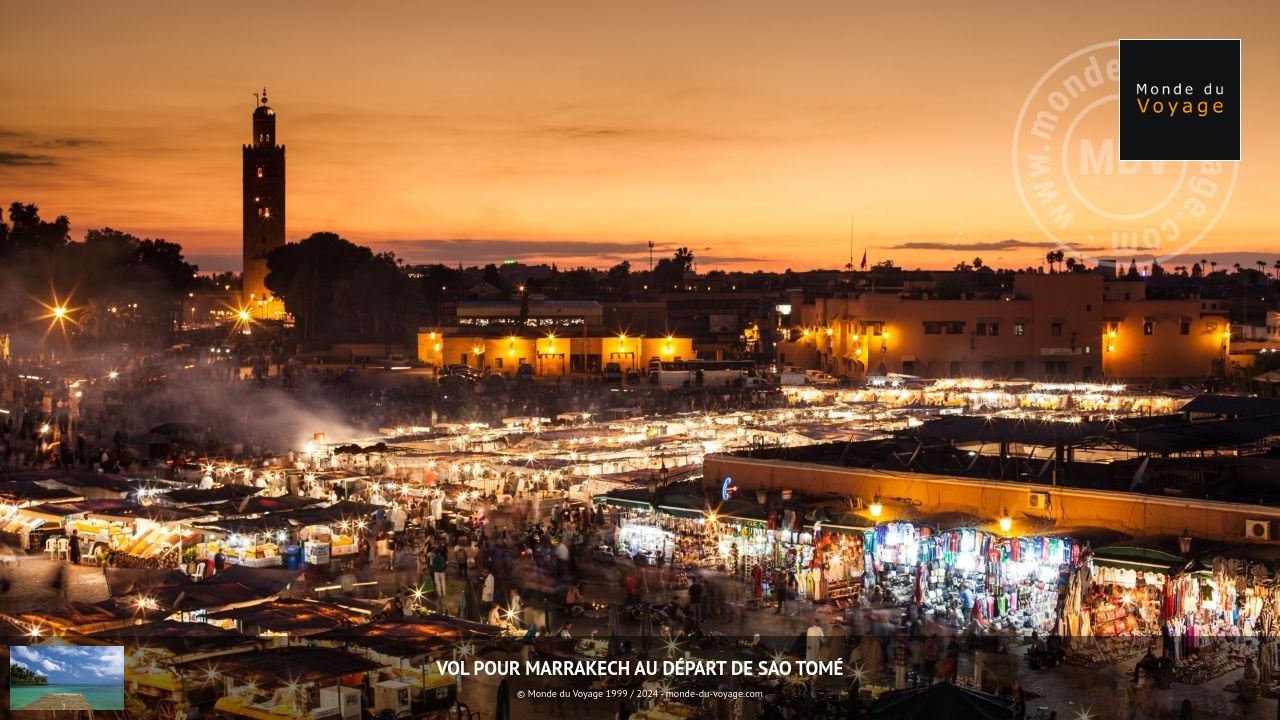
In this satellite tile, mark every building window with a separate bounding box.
[494,358,504,369]
[1179,319,1190,335]
[1051,322,1062,337]
[1143,321,1154,336]
[1013,360,1025,376]
[975,322,999,337]
[1014,323,1025,336]
[981,360,994,375]
[925,321,966,334]
[257,167,264,178]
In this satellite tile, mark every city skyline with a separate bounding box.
[2,1,1279,274]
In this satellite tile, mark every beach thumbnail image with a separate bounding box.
[9,645,125,711]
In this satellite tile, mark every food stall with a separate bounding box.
[17,499,143,561]
[0,482,83,550]
[312,614,505,714]
[92,620,256,720]
[178,647,380,720]
[299,522,360,566]
[87,505,211,569]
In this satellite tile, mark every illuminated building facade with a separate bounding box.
[780,273,1229,381]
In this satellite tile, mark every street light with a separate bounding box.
[999,508,1013,533]
[868,493,883,519]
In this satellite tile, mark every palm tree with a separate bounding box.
[1256,260,1267,275]
[1273,260,1280,280]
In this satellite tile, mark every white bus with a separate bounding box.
[648,360,762,388]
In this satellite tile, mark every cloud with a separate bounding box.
[34,137,103,149]
[0,151,56,166]
[40,657,68,673]
[882,238,1097,253]
[370,238,763,267]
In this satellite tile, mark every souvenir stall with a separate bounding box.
[863,522,1076,637]
[1161,556,1272,684]
[1060,548,1273,680]
[614,512,676,565]
[1058,547,1175,669]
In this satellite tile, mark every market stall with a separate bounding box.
[312,614,505,714]
[92,621,256,720]
[88,505,210,569]
[863,522,1076,637]
[177,646,380,720]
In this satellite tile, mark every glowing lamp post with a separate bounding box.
[998,508,1013,534]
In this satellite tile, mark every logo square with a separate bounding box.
[1119,39,1240,161]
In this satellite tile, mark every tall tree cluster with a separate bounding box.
[265,232,421,342]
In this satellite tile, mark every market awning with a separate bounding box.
[205,598,366,634]
[105,568,192,598]
[22,498,139,521]
[312,615,503,659]
[0,482,82,504]
[593,491,653,511]
[174,646,381,685]
[208,495,323,516]
[868,681,1013,720]
[1110,415,1280,453]
[89,505,212,523]
[1180,394,1280,418]
[1089,546,1183,573]
[91,620,254,654]
[2,601,134,634]
[157,485,258,506]
[0,470,135,493]
[910,415,1107,447]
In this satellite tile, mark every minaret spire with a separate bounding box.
[261,86,269,105]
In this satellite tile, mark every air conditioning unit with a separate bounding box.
[1245,519,1271,540]
[1027,492,1050,511]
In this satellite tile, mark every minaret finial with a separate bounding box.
[261,87,268,105]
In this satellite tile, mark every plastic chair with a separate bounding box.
[192,563,206,580]
[44,537,58,559]
[55,537,69,560]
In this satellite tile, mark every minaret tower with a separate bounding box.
[242,87,286,317]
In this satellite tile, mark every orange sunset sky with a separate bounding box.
[1,1,1276,273]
